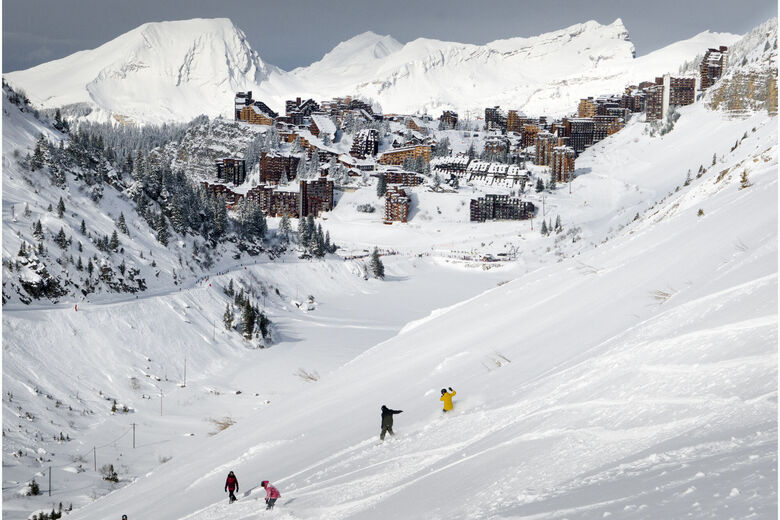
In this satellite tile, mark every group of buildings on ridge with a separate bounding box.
[206,44,728,227]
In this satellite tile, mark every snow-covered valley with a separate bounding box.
[3,13,778,520]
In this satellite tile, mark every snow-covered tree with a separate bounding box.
[370,247,385,279]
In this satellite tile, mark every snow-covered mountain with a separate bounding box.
[5,18,741,123]
[4,18,274,125]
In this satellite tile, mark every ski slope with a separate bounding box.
[4,101,774,520]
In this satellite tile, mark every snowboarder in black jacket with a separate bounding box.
[380,405,402,440]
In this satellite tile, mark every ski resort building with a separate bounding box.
[384,186,411,223]
[384,171,424,186]
[310,114,338,142]
[238,105,275,126]
[484,106,507,132]
[470,194,535,222]
[700,46,729,90]
[299,178,334,217]
[260,152,300,185]
[350,128,380,158]
[245,186,300,218]
[551,146,576,183]
[439,110,458,129]
[215,158,246,185]
[378,145,431,165]
[578,97,598,118]
[285,97,320,125]
[568,119,595,153]
[535,132,567,165]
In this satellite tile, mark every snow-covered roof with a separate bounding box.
[311,114,337,136]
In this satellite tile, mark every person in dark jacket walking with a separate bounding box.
[225,471,239,503]
[380,405,403,440]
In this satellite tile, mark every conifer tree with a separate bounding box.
[109,230,120,251]
[376,173,387,198]
[279,215,292,243]
[370,247,385,279]
[541,220,548,235]
[117,213,128,234]
[56,197,66,218]
[33,220,44,241]
[80,219,87,235]
[242,301,256,340]
[224,304,234,330]
[156,212,169,246]
[55,227,68,249]
[77,257,83,270]
[535,178,545,192]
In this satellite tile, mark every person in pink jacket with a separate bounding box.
[261,480,281,510]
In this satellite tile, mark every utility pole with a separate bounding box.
[132,423,136,449]
[48,466,51,496]
[93,446,96,472]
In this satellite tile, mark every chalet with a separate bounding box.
[385,186,410,223]
[215,158,246,185]
[378,145,431,166]
[405,117,422,133]
[465,161,527,187]
[470,194,535,222]
[260,152,300,185]
[310,114,338,142]
[700,46,728,90]
[299,177,334,217]
[551,146,576,183]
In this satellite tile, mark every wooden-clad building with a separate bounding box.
[384,186,410,223]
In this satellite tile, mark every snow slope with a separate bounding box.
[15,100,774,520]
[5,18,740,123]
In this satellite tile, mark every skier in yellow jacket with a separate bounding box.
[440,387,456,412]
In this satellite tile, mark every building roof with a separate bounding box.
[311,114,337,136]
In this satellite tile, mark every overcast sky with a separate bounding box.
[3,0,777,73]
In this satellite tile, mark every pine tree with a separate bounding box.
[370,247,385,279]
[305,214,316,249]
[535,178,545,192]
[541,220,548,235]
[554,215,562,232]
[156,213,169,246]
[55,227,68,249]
[548,171,557,190]
[223,304,234,330]
[80,219,86,235]
[31,136,46,171]
[324,230,333,253]
[117,213,128,234]
[109,230,120,251]
[17,242,27,258]
[376,173,387,198]
[33,220,44,241]
[279,215,292,243]
[242,301,256,340]
[55,197,66,218]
